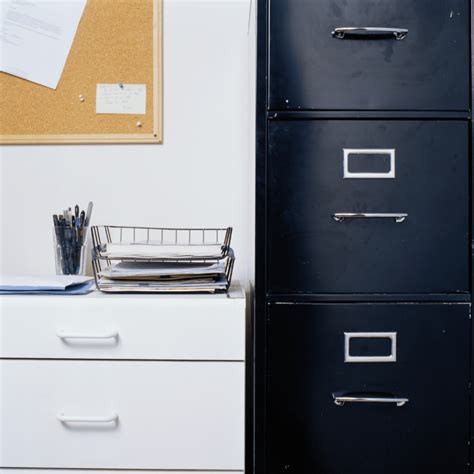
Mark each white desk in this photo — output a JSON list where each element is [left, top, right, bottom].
[[0, 284, 246, 472]]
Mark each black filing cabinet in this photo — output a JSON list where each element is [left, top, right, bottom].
[[254, 1, 473, 473]]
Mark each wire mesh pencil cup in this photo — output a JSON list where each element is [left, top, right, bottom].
[[91, 226, 235, 293]]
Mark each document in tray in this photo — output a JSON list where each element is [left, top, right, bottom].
[[98, 275, 228, 294], [99, 286, 221, 294], [0, 0, 87, 89], [99, 243, 225, 260], [99, 261, 226, 280]]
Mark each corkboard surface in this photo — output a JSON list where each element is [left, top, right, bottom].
[[0, 0, 162, 144]]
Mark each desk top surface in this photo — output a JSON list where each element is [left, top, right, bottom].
[[0, 281, 246, 302]]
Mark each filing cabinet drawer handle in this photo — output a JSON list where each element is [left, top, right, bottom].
[[333, 395, 409, 407], [56, 330, 119, 340], [333, 213, 407, 223], [57, 412, 119, 423], [332, 27, 408, 40]]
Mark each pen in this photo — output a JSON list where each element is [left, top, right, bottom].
[[85, 201, 93, 227], [53, 215, 62, 250], [72, 217, 77, 273], [53, 214, 66, 273], [64, 224, 74, 274], [63, 210, 70, 227]]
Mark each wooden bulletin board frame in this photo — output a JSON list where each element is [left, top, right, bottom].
[[0, 0, 163, 145]]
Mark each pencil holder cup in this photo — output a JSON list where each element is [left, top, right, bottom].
[[53, 226, 89, 275]]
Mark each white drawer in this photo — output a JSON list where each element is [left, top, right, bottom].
[[0, 360, 245, 469], [0, 293, 245, 360]]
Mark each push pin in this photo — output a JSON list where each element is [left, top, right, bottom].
[[136, 121, 142, 128], [79, 94, 85, 102]]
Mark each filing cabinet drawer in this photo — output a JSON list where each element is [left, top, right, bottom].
[[0, 360, 245, 469], [267, 120, 469, 294], [269, 0, 470, 111], [0, 295, 245, 360], [265, 303, 470, 473]]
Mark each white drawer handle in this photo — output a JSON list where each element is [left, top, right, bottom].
[[57, 330, 118, 340], [57, 413, 118, 423]]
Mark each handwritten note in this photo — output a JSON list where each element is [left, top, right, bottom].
[[96, 84, 146, 114]]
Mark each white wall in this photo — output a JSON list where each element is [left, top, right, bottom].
[[0, 0, 255, 285]]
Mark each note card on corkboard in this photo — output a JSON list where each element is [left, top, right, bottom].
[[96, 84, 147, 115], [0, 0, 163, 145]]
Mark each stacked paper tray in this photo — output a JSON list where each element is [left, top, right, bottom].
[[91, 226, 234, 294]]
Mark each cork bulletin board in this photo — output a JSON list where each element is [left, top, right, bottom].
[[0, 0, 163, 144]]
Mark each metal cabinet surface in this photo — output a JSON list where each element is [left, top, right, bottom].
[[267, 120, 469, 295], [269, 0, 470, 111], [255, 1, 473, 473], [265, 303, 470, 474]]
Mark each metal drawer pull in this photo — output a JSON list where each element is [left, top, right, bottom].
[[332, 27, 408, 40], [57, 330, 118, 340], [333, 213, 407, 223], [333, 395, 409, 407], [57, 413, 118, 423]]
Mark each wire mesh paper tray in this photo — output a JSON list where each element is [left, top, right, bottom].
[[91, 226, 235, 294]]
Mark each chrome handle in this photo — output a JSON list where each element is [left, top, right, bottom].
[[57, 412, 118, 423], [56, 330, 118, 340], [333, 395, 409, 407], [333, 213, 407, 223], [332, 27, 408, 40]]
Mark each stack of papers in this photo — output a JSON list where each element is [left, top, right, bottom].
[[0, 275, 94, 295], [100, 261, 226, 280], [97, 261, 228, 294], [98, 243, 225, 260]]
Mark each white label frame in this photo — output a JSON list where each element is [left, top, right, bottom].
[[343, 148, 396, 179], [344, 332, 397, 363]]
